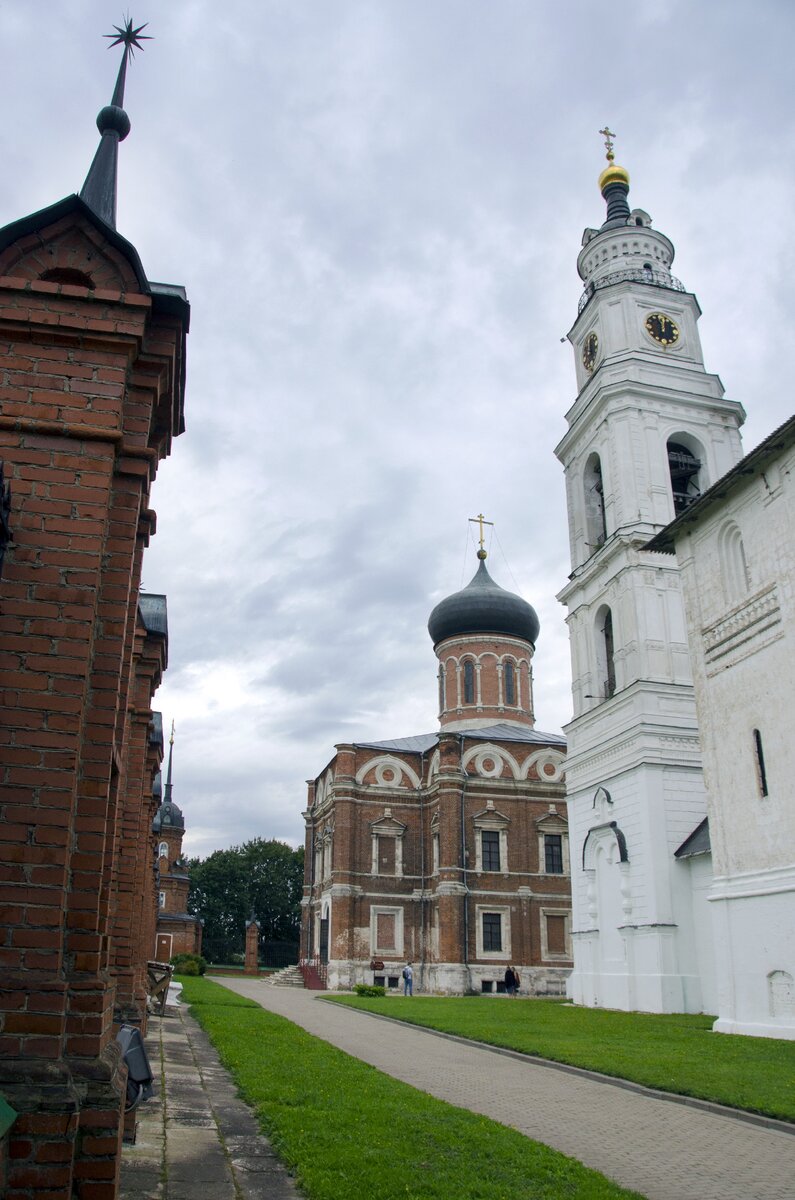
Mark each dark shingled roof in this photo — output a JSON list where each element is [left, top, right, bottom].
[[428, 558, 540, 647], [151, 711, 164, 749]]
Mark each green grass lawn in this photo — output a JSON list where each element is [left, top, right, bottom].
[[178, 976, 643, 1200], [328, 994, 795, 1122]]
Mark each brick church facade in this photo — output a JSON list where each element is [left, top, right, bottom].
[[0, 28, 189, 1200], [301, 548, 572, 995], [152, 719, 203, 964]]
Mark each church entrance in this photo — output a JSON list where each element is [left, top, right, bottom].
[[319, 916, 329, 964]]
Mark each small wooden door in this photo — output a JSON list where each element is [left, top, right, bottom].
[[156, 933, 172, 962]]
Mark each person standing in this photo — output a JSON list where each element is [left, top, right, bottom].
[[402, 962, 413, 996], [504, 965, 517, 996]]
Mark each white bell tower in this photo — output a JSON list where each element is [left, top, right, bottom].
[[556, 132, 745, 1013]]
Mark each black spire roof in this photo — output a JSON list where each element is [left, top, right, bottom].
[[152, 721, 184, 833], [427, 553, 540, 648], [80, 19, 151, 228]]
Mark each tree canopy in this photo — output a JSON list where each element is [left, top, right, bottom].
[[188, 837, 304, 964]]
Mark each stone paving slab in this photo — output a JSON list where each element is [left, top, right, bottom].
[[118, 1007, 302, 1200], [217, 975, 795, 1200]]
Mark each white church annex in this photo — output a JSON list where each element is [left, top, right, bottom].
[[647, 415, 795, 1039], [556, 133, 746, 1017]]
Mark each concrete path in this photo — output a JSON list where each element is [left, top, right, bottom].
[[218, 976, 795, 1200], [119, 1007, 300, 1200]]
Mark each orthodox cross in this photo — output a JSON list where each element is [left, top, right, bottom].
[[469, 513, 494, 554], [599, 126, 617, 163]]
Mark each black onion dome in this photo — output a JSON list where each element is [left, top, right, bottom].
[[428, 555, 540, 647], [152, 800, 185, 833]]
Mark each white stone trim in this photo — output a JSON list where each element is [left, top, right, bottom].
[[475, 904, 511, 960], [370, 905, 404, 957], [355, 754, 421, 789]]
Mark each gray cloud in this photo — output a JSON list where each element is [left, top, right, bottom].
[[3, 1, 793, 858]]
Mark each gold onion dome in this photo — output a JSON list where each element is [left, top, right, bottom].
[[598, 161, 630, 192]]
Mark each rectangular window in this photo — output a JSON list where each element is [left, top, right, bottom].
[[376, 912, 396, 951], [158, 891, 166, 909], [378, 837, 396, 875], [546, 914, 567, 955], [482, 912, 502, 952], [481, 830, 500, 872], [544, 834, 563, 874], [753, 729, 769, 797]]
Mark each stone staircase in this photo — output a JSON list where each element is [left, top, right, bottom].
[[267, 964, 305, 988]]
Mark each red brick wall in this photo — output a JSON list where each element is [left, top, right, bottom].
[[0, 208, 186, 1199]]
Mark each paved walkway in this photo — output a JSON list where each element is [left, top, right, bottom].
[[218, 976, 795, 1200], [119, 1006, 300, 1200]]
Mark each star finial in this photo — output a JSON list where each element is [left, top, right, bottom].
[[104, 17, 152, 60], [599, 126, 617, 164]]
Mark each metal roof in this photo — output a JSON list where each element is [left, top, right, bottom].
[[356, 724, 565, 754], [139, 593, 168, 637], [674, 817, 711, 859]]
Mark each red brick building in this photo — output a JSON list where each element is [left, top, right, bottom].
[[301, 549, 572, 995], [0, 28, 189, 1199], [153, 721, 203, 963]]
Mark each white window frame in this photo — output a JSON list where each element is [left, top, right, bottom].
[[370, 905, 404, 957], [540, 908, 571, 961], [158, 891, 166, 909], [538, 829, 570, 875], [158, 841, 168, 859], [475, 904, 511, 960], [473, 817, 509, 874]]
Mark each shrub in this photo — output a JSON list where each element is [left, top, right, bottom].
[[353, 983, 385, 998], [171, 952, 207, 976]]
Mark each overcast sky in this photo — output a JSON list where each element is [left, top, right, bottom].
[[2, 1, 793, 856]]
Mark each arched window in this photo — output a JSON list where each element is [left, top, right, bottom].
[[158, 841, 168, 859], [667, 437, 703, 515], [595, 605, 616, 699], [504, 660, 516, 706], [718, 521, 750, 603], [583, 452, 607, 550], [463, 660, 475, 704], [438, 665, 446, 713]]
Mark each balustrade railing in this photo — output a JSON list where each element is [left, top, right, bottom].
[[578, 268, 685, 315]]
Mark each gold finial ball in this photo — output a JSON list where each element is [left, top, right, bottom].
[[599, 162, 630, 192], [477, 548, 488, 560]]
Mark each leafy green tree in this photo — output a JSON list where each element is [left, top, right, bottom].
[[188, 838, 304, 964]]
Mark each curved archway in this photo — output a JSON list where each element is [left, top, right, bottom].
[[666, 433, 706, 515], [583, 451, 607, 550]]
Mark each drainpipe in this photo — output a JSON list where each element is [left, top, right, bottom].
[[418, 751, 426, 993], [459, 735, 471, 993]]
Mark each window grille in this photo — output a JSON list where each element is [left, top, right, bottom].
[[482, 912, 502, 952], [544, 834, 564, 874], [481, 830, 500, 872]]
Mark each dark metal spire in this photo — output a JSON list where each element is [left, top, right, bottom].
[[163, 719, 175, 804], [80, 19, 152, 228]]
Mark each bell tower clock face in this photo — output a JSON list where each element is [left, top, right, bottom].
[[582, 331, 599, 372], [645, 312, 679, 347]]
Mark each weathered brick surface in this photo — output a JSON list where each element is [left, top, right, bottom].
[[0, 206, 187, 1198]]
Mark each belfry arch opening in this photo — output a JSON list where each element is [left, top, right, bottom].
[[583, 452, 607, 550], [667, 434, 705, 516], [595, 605, 616, 700]]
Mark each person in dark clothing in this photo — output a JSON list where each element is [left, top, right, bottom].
[[504, 965, 518, 996]]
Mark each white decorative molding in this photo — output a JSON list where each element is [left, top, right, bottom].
[[355, 753, 421, 789], [702, 584, 782, 674]]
